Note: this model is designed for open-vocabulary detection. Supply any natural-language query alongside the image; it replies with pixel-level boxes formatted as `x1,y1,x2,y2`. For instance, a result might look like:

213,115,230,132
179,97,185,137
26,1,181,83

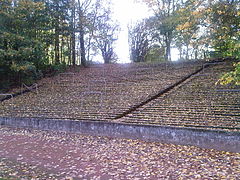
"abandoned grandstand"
0,60,240,152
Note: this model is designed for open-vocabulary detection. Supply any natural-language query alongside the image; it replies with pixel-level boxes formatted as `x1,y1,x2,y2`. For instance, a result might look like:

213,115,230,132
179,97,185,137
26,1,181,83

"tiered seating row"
121,62,240,131
0,61,203,121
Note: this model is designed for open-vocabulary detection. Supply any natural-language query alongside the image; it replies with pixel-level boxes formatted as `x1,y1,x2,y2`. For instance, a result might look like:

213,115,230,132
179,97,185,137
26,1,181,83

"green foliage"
39,63,67,77
209,1,240,59
0,0,69,91
145,45,165,62
52,63,67,74
208,1,240,85
218,62,240,85
0,80,13,93
208,51,222,59
143,0,240,85
10,61,36,74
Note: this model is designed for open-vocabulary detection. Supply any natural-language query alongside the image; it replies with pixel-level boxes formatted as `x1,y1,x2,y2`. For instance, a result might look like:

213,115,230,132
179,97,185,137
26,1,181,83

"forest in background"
130,0,240,62
0,0,239,91
0,0,119,90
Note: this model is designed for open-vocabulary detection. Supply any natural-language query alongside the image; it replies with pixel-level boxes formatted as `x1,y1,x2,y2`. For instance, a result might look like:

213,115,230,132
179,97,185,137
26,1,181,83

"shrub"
218,62,240,85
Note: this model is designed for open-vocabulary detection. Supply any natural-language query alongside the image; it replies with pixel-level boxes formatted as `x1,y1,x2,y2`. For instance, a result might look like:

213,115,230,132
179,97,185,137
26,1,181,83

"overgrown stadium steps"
2,60,238,129
119,62,240,131
0,61,204,121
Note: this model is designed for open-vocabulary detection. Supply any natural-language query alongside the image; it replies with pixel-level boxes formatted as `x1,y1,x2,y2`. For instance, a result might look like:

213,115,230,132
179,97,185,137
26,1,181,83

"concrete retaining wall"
0,117,239,153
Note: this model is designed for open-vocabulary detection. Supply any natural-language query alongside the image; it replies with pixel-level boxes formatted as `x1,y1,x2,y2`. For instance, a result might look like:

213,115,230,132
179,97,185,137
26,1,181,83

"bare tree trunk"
55,28,60,64
87,2,98,62
71,4,76,66
186,45,189,60
68,36,72,65
179,47,182,60
54,2,60,64
164,36,171,61
61,35,64,63
78,0,87,67
195,50,198,60
72,34,76,65
79,26,86,66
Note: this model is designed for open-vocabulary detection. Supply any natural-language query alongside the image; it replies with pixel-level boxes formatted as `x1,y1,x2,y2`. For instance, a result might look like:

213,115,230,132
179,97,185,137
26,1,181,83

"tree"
93,2,119,64
70,0,76,65
174,0,204,60
128,20,151,62
208,0,240,59
47,0,69,64
218,62,240,85
0,0,49,87
209,0,240,85
76,0,94,66
95,23,119,64
145,44,165,62
144,0,181,61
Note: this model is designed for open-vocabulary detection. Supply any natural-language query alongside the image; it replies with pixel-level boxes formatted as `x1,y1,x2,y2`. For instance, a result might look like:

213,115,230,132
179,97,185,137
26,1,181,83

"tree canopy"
128,0,240,84
0,0,239,90
0,0,118,91
129,0,239,62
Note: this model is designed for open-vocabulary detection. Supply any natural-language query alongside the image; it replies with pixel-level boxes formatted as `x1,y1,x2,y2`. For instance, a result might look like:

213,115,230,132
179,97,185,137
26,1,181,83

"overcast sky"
112,0,151,63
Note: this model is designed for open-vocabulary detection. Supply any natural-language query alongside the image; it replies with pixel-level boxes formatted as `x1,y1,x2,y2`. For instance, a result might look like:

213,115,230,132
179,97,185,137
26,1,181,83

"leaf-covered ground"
0,61,239,131
121,62,240,131
0,127,239,179
0,158,62,179
0,61,203,121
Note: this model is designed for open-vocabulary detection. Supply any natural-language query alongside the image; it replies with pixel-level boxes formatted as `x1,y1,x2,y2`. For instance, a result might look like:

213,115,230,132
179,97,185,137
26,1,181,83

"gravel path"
0,126,239,179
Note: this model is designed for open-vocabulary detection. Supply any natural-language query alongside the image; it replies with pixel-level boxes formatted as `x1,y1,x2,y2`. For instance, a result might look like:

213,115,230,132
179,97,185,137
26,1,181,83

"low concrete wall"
0,117,239,153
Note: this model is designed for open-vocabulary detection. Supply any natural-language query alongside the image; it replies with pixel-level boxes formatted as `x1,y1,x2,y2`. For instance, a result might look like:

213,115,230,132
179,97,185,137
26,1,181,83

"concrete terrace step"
1,60,239,132
120,120,240,131
132,107,240,115
121,118,240,130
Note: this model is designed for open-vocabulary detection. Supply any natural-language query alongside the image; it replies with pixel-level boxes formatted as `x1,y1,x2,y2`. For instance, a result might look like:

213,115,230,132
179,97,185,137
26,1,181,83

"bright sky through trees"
112,0,151,63
1,0,239,92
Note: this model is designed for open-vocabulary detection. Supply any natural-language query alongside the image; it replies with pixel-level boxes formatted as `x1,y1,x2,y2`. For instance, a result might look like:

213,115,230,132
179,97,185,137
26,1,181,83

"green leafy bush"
218,62,240,85
40,63,67,77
